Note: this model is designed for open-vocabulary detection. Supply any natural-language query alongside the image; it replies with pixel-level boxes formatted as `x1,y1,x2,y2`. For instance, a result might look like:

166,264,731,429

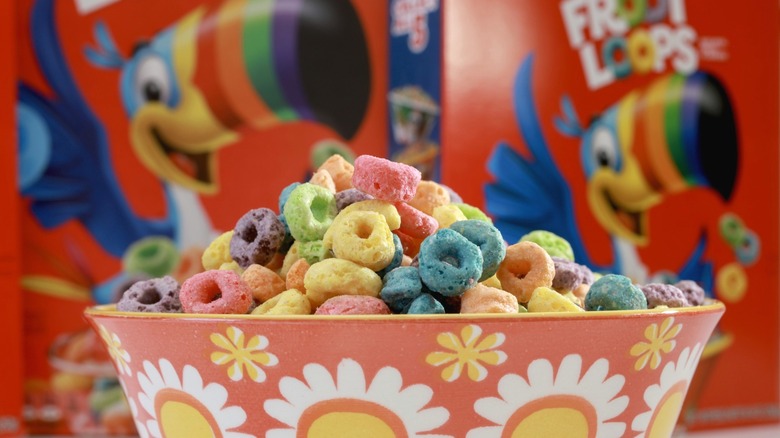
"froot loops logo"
561,0,698,89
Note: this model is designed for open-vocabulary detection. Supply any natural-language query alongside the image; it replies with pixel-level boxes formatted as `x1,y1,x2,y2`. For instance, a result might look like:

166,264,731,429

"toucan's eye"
134,54,171,105
590,126,619,171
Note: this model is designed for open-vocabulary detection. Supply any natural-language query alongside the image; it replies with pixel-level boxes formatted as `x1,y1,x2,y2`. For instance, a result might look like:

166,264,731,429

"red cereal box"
437,0,779,432
16,0,388,434
0,0,24,436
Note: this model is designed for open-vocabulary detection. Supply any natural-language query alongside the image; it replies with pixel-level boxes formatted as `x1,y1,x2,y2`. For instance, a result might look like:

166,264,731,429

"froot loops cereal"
116,154,715,316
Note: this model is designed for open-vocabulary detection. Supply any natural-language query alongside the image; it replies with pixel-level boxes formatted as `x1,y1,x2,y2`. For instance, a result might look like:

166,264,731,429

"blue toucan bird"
17,0,177,302
484,55,718,292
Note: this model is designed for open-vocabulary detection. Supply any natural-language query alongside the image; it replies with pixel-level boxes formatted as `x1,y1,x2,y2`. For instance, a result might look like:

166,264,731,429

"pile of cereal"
116,154,707,316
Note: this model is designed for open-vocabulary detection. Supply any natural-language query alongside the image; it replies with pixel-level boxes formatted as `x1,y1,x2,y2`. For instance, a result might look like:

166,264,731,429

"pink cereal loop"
394,201,438,239
496,241,555,304
352,155,421,202
180,270,253,314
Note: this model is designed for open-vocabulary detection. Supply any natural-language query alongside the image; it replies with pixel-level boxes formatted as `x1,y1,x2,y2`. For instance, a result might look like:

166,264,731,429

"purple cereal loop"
551,257,594,291
230,208,286,268
674,280,706,306
117,276,182,313
335,188,374,211
640,283,689,308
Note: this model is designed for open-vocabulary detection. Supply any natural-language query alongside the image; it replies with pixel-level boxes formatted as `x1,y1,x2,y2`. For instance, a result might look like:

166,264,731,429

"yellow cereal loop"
51,372,93,392
408,180,451,216
336,200,401,231
318,153,355,192
433,204,467,229
280,242,302,278
218,261,244,276
304,258,382,308
716,262,747,303
309,169,336,193
202,230,234,270
527,287,585,313
251,289,311,315
561,290,584,308
326,211,395,271
480,274,502,289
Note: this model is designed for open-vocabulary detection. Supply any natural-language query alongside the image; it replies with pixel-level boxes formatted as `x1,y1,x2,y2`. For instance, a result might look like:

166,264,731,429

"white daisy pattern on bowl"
210,326,279,382
632,343,703,438
425,324,507,382
468,354,629,437
629,317,682,371
136,358,254,438
264,358,452,437
126,394,149,438
97,323,132,376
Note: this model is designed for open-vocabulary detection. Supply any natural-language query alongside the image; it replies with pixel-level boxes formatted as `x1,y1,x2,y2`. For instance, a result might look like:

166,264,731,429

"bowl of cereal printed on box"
85,154,725,437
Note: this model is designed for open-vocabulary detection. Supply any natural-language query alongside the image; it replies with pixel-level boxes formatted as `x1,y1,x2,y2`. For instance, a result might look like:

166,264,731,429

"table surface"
687,423,780,437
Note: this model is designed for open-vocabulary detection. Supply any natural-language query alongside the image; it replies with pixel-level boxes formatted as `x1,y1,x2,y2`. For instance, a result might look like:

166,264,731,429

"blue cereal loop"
450,220,505,281
735,229,760,266
407,293,445,314
380,266,423,313
377,233,404,278
584,274,647,311
418,228,483,297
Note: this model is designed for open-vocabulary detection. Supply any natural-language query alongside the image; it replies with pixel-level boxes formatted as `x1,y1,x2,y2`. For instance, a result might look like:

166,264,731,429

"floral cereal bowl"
85,301,724,437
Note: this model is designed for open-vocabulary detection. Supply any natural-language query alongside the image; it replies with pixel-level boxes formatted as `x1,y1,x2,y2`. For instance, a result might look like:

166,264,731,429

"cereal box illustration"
441,0,779,432
16,0,387,434
388,0,441,181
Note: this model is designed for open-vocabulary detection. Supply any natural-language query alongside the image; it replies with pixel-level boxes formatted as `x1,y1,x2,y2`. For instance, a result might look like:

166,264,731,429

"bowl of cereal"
85,154,725,436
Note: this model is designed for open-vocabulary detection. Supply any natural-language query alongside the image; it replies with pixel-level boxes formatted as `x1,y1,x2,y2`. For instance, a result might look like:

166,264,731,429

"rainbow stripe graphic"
192,0,370,138
621,72,738,200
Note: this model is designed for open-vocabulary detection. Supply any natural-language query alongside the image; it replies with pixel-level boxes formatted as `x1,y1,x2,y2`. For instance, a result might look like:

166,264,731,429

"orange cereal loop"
309,169,336,193
285,258,311,294
241,264,287,303
460,283,519,314
401,254,414,267
394,230,423,257
264,252,285,272
172,246,206,283
408,180,451,216
497,241,555,304
318,154,355,192
573,283,590,301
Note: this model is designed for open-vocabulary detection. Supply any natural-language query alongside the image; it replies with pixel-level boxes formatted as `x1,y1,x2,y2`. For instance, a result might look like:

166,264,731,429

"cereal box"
0,0,24,435
438,0,779,432
16,0,388,434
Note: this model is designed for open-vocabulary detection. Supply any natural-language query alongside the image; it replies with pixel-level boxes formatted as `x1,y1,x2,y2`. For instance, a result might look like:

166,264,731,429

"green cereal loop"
311,140,355,170
88,385,125,412
122,236,180,278
719,213,746,248
452,203,492,223
298,240,332,265
520,230,574,261
617,0,646,26
283,183,338,242
518,304,528,313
